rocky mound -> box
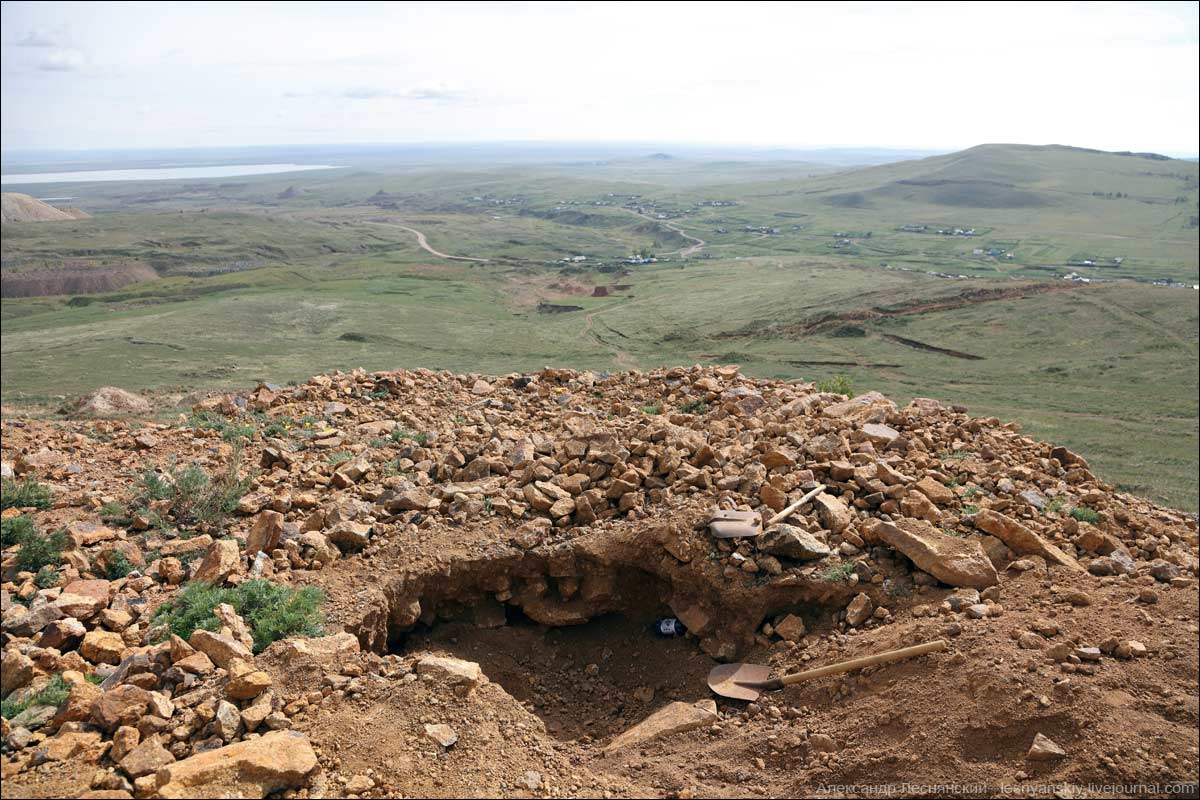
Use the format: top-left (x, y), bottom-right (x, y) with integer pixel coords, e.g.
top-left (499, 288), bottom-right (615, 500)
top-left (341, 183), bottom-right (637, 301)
top-left (1, 193), bottom-right (90, 223)
top-left (72, 387), bottom-right (153, 417)
top-left (1, 366), bottom-right (1196, 798)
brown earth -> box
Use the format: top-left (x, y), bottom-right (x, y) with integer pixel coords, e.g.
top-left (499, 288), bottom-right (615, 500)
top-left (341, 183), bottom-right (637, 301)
top-left (0, 263), bottom-right (158, 298)
top-left (1, 193), bottom-right (90, 223)
top-left (1, 366), bottom-right (1196, 798)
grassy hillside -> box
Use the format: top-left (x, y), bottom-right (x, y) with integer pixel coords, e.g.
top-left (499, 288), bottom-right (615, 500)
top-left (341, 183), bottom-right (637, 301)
top-left (2, 144), bottom-right (1197, 508)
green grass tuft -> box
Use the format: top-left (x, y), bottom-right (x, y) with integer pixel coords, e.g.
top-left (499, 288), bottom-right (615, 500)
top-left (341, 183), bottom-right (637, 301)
top-left (816, 375), bottom-right (855, 398)
top-left (136, 448), bottom-right (252, 531)
top-left (1, 674), bottom-right (70, 722)
top-left (820, 563), bottom-right (856, 582)
top-left (14, 526), bottom-right (69, 573)
top-left (152, 579), bottom-right (325, 653)
top-left (1, 477), bottom-right (53, 511)
top-left (1, 515), bottom-right (35, 549)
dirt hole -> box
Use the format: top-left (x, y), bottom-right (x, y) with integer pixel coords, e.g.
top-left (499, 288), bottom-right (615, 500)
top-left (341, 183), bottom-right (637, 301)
top-left (395, 607), bottom-right (721, 742)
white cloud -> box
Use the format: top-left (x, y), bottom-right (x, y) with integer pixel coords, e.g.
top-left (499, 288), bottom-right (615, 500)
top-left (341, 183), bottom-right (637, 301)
top-left (339, 84), bottom-right (466, 102)
top-left (36, 48), bottom-right (84, 72)
top-left (1, 1), bottom-right (1196, 152)
top-left (12, 27), bottom-right (61, 47)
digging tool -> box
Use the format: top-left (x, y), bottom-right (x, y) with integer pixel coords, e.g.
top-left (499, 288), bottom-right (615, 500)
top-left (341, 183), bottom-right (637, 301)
top-left (707, 638), bottom-right (949, 701)
top-left (765, 484), bottom-right (827, 527)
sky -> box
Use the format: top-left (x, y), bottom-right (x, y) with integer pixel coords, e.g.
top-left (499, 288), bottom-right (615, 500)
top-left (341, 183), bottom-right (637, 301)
top-left (2, 1), bottom-right (1198, 155)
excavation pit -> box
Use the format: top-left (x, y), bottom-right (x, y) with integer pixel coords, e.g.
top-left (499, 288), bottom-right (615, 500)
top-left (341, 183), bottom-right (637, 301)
top-left (398, 610), bottom-right (720, 741)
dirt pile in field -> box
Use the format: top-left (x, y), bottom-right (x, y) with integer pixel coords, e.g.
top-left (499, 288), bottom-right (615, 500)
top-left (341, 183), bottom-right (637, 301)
top-left (1, 366), bottom-right (1197, 798)
top-left (1, 193), bottom-right (90, 223)
top-left (1, 263), bottom-right (158, 299)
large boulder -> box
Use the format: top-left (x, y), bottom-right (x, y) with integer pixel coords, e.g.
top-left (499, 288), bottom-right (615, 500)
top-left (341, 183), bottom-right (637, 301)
top-left (867, 518), bottom-right (999, 589)
top-left (245, 511), bottom-right (283, 557)
top-left (972, 510), bottom-right (1082, 571)
top-left (153, 730), bottom-right (319, 798)
top-left (758, 525), bottom-right (830, 561)
top-left (192, 539), bottom-right (241, 584)
top-left (189, 630), bottom-right (252, 668)
top-left (1, 649), bottom-right (35, 698)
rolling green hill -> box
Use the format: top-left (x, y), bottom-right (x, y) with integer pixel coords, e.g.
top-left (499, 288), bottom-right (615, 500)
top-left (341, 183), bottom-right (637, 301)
top-left (2, 143), bottom-right (1197, 508)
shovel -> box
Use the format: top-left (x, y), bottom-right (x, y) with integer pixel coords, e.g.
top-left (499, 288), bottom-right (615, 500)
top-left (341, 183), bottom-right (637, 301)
top-left (707, 638), bottom-right (949, 701)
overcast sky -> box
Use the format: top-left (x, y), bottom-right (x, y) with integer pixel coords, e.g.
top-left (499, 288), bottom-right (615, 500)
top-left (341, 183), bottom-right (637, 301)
top-left (2, 1), bottom-right (1197, 154)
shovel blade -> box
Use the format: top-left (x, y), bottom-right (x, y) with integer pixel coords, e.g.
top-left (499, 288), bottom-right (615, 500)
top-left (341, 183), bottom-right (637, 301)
top-left (707, 662), bottom-right (773, 701)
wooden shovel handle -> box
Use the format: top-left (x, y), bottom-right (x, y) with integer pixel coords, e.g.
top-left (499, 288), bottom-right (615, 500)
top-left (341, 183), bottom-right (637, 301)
top-left (773, 639), bottom-right (948, 688)
top-left (765, 484), bottom-right (827, 527)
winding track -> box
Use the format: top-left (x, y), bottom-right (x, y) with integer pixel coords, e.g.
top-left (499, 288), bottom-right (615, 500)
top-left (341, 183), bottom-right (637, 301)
top-left (620, 208), bottom-right (706, 257)
top-left (364, 220), bottom-right (488, 262)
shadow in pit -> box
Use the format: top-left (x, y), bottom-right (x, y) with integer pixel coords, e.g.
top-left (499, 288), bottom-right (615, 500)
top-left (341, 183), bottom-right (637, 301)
top-left (393, 608), bottom-right (721, 743)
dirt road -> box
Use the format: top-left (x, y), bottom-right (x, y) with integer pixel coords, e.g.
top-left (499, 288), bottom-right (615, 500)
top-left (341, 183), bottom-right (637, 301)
top-left (621, 208), bottom-right (706, 257)
top-left (365, 220), bottom-right (488, 262)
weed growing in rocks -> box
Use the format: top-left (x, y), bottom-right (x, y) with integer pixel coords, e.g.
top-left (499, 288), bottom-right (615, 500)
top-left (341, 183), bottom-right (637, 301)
top-left (153, 579), bottom-right (324, 653)
top-left (1, 477), bottom-right (53, 511)
top-left (390, 428), bottom-right (427, 445)
top-left (1, 515), bottom-right (35, 549)
top-left (33, 566), bottom-right (59, 589)
top-left (187, 411), bottom-right (257, 442)
top-left (817, 374), bottom-right (855, 397)
top-left (95, 551), bottom-right (135, 580)
top-left (1, 674), bottom-right (69, 722)
top-left (1070, 506), bottom-right (1101, 523)
top-left (820, 563), bottom-right (856, 582)
top-left (13, 526), bottom-right (69, 573)
top-left (135, 448), bottom-right (253, 532)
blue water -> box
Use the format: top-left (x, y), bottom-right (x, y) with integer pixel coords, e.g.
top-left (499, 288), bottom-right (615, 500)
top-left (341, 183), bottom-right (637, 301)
top-left (1, 163), bottom-right (341, 185)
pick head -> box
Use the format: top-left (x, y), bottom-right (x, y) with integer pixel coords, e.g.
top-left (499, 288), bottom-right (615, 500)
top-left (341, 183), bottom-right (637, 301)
top-left (706, 662), bottom-right (773, 701)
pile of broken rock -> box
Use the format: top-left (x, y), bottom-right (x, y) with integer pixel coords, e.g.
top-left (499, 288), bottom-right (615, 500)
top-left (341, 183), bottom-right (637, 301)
top-left (1, 366), bottom-right (1196, 798)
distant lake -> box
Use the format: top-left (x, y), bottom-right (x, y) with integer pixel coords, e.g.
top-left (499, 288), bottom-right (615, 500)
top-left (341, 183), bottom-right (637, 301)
top-left (0, 163), bottom-right (341, 185)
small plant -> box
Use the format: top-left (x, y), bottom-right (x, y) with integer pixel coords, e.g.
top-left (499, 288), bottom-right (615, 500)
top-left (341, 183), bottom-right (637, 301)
top-left (33, 566), bottom-right (59, 589)
top-left (1, 477), bottom-right (53, 511)
top-left (2, 515), bottom-right (35, 549)
top-left (99, 501), bottom-right (128, 523)
top-left (482, 497), bottom-right (494, 515)
top-left (326, 451), bottom-right (353, 466)
top-left (152, 579), bottom-right (325, 653)
top-left (95, 551), bottom-right (135, 580)
top-left (186, 411), bottom-right (257, 442)
top-left (1070, 506), bottom-right (1100, 523)
top-left (816, 375), bottom-right (854, 398)
top-left (135, 448), bottom-right (253, 531)
top-left (390, 428), bottom-right (427, 446)
top-left (820, 563), bottom-right (856, 582)
top-left (641, 402), bottom-right (663, 415)
top-left (368, 388), bottom-right (391, 401)
top-left (962, 503), bottom-right (980, 515)
top-left (261, 416), bottom-right (295, 439)
top-left (1, 674), bottom-right (70, 722)
top-left (15, 527), bottom-right (69, 573)
top-left (382, 459), bottom-right (409, 478)
top-left (231, 580), bottom-right (325, 653)
top-left (1044, 497), bottom-right (1067, 515)
top-left (680, 399), bottom-right (708, 415)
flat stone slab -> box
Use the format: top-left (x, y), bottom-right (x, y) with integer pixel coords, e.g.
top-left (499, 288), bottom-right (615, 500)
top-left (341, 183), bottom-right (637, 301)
top-left (604, 700), bottom-right (717, 753)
